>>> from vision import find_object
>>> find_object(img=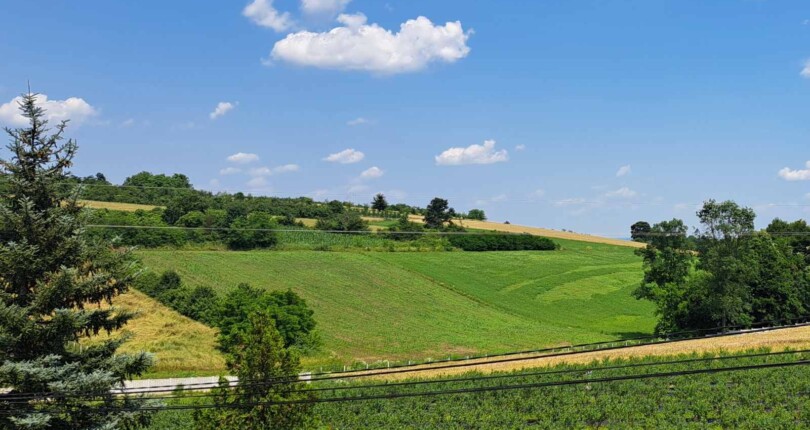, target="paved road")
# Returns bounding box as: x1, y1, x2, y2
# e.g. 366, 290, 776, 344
118, 376, 238, 394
